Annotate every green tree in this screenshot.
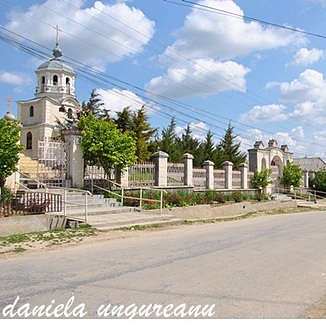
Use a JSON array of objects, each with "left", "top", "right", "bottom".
[
  {"left": 251, "top": 168, "right": 273, "bottom": 198},
  {"left": 200, "top": 130, "right": 217, "bottom": 163},
  {"left": 0, "top": 118, "right": 24, "bottom": 191},
  {"left": 115, "top": 107, "right": 133, "bottom": 132},
  {"left": 80, "top": 89, "right": 105, "bottom": 118},
  {"left": 78, "top": 114, "right": 137, "bottom": 180},
  {"left": 310, "top": 168, "right": 326, "bottom": 192},
  {"left": 281, "top": 162, "right": 302, "bottom": 189},
  {"left": 159, "top": 117, "right": 182, "bottom": 162},
  {"left": 176, "top": 124, "right": 200, "bottom": 165},
  {"left": 215, "top": 122, "right": 246, "bottom": 167},
  {"left": 130, "top": 106, "right": 158, "bottom": 162}
]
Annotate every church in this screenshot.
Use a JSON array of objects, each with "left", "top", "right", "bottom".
[{"left": 17, "top": 31, "right": 80, "bottom": 159}]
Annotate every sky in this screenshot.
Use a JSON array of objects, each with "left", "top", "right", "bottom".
[{"left": 1, "top": 0, "right": 326, "bottom": 159}]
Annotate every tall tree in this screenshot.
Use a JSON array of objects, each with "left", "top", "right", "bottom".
[
  {"left": 130, "top": 106, "right": 158, "bottom": 162},
  {"left": 159, "top": 117, "right": 181, "bottom": 162},
  {"left": 80, "top": 89, "right": 105, "bottom": 118},
  {"left": 215, "top": 122, "right": 246, "bottom": 167},
  {"left": 176, "top": 124, "right": 200, "bottom": 165},
  {"left": 199, "top": 130, "right": 217, "bottom": 163},
  {"left": 0, "top": 118, "right": 24, "bottom": 191},
  {"left": 114, "top": 107, "right": 133, "bottom": 132}
]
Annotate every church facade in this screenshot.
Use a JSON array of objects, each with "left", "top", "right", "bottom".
[{"left": 17, "top": 38, "right": 80, "bottom": 159}]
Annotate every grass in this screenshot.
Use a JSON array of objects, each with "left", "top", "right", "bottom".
[{"left": 0, "top": 224, "right": 97, "bottom": 254}]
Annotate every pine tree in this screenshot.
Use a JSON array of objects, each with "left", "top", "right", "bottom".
[
  {"left": 215, "top": 122, "right": 246, "bottom": 168},
  {"left": 177, "top": 124, "right": 200, "bottom": 165},
  {"left": 114, "top": 107, "right": 133, "bottom": 132},
  {"left": 80, "top": 89, "right": 105, "bottom": 118},
  {"left": 159, "top": 117, "right": 182, "bottom": 162},
  {"left": 200, "top": 130, "right": 217, "bottom": 163},
  {"left": 130, "top": 106, "right": 158, "bottom": 162}
]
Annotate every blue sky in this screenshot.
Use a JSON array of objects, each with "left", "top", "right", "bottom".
[{"left": 1, "top": 0, "right": 326, "bottom": 159}]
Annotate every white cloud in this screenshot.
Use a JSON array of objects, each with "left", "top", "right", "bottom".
[
  {"left": 288, "top": 48, "right": 324, "bottom": 67},
  {"left": 5, "top": 0, "right": 155, "bottom": 68},
  {"left": 279, "top": 69, "right": 326, "bottom": 103},
  {"left": 163, "top": 0, "right": 306, "bottom": 61},
  {"left": 97, "top": 88, "right": 145, "bottom": 117},
  {"left": 145, "top": 0, "right": 305, "bottom": 99},
  {"left": 146, "top": 58, "right": 250, "bottom": 98},
  {"left": 239, "top": 104, "right": 288, "bottom": 124},
  {"left": 0, "top": 71, "right": 25, "bottom": 85}
]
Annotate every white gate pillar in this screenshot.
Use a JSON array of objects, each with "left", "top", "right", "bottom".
[{"left": 64, "top": 129, "right": 84, "bottom": 188}]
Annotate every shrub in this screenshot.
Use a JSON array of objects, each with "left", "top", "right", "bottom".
[
  {"left": 232, "top": 191, "right": 243, "bottom": 203},
  {"left": 214, "top": 192, "right": 225, "bottom": 203}
]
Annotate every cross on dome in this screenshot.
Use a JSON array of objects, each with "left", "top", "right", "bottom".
[{"left": 52, "top": 24, "right": 62, "bottom": 58}]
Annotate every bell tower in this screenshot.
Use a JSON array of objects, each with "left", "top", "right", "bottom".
[{"left": 17, "top": 26, "right": 80, "bottom": 159}]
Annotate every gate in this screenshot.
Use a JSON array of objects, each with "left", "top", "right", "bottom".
[{"left": 37, "top": 138, "right": 68, "bottom": 187}]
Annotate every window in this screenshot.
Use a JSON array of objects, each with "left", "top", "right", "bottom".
[
  {"left": 67, "top": 108, "right": 73, "bottom": 119},
  {"left": 66, "top": 77, "right": 70, "bottom": 85},
  {"left": 26, "top": 132, "right": 32, "bottom": 150},
  {"left": 41, "top": 76, "right": 45, "bottom": 84},
  {"left": 53, "top": 75, "right": 58, "bottom": 85},
  {"left": 29, "top": 106, "right": 34, "bottom": 117}
]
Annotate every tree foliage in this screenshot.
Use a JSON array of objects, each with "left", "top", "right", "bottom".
[
  {"left": 215, "top": 123, "right": 247, "bottom": 167},
  {"left": 251, "top": 168, "right": 273, "bottom": 192},
  {"left": 0, "top": 118, "right": 24, "bottom": 191},
  {"left": 281, "top": 162, "right": 302, "bottom": 188},
  {"left": 78, "top": 114, "right": 137, "bottom": 176},
  {"left": 309, "top": 168, "right": 326, "bottom": 192},
  {"left": 115, "top": 106, "right": 157, "bottom": 162},
  {"left": 159, "top": 117, "right": 181, "bottom": 162},
  {"left": 80, "top": 89, "right": 105, "bottom": 118}
]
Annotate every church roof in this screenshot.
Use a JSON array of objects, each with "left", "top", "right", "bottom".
[{"left": 37, "top": 58, "right": 75, "bottom": 74}]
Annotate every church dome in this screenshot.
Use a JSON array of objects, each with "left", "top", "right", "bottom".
[
  {"left": 36, "top": 43, "right": 75, "bottom": 74},
  {"left": 4, "top": 111, "right": 15, "bottom": 122},
  {"left": 37, "top": 58, "right": 75, "bottom": 74}
]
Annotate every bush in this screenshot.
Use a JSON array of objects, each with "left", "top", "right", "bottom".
[
  {"left": 232, "top": 191, "right": 243, "bottom": 202},
  {"left": 214, "top": 192, "right": 225, "bottom": 203}
]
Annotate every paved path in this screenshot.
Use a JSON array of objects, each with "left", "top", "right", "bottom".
[{"left": 0, "top": 211, "right": 325, "bottom": 319}]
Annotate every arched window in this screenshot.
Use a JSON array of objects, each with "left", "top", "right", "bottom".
[
  {"left": 67, "top": 108, "right": 73, "bottom": 119},
  {"left": 29, "top": 106, "right": 34, "bottom": 117},
  {"left": 66, "top": 77, "right": 70, "bottom": 85},
  {"left": 53, "top": 75, "right": 58, "bottom": 85},
  {"left": 41, "top": 76, "right": 45, "bottom": 84},
  {"left": 26, "top": 132, "right": 32, "bottom": 150}
]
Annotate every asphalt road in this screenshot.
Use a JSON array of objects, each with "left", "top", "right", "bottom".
[{"left": 0, "top": 211, "right": 325, "bottom": 319}]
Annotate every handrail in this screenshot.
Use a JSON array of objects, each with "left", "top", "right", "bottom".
[
  {"left": 17, "top": 172, "right": 91, "bottom": 223},
  {"left": 92, "top": 184, "right": 166, "bottom": 215},
  {"left": 274, "top": 187, "right": 324, "bottom": 202}
]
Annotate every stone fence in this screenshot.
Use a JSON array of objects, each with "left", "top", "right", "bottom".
[{"left": 119, "top": 151, "right": 257, "bottom": 191}]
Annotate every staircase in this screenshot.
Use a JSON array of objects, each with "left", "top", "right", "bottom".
[{"left": 18, "top": 153, "right": 56, "bottom": 188}]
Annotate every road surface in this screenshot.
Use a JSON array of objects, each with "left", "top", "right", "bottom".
[{"left": 0, "top": 211, "right": 325, "bottom": 318}]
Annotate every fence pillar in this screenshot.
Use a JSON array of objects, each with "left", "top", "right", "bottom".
[
  {"left": 223, "top": 161, "right": 233, "bottom": 190},
  {"left": 303, "top": 169, "right": 309, "bottom": 188},
  {"left": 64, "top": 129, "right": 84, "bottom": 188},
  {"left": 239, "top": 162, "right": 248, "bottom": 189},
  {"left": 116, "top": 168, "right": 129, "bottom": 187},
  {"left": 183, "top": 153, "right": 194, "bottom": 186},
  {"left": 203, "top": 160, "right": 214, "bottom": 190},
  {"left": 152, "top": 151, "right": 169, "bottom": 187}
]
